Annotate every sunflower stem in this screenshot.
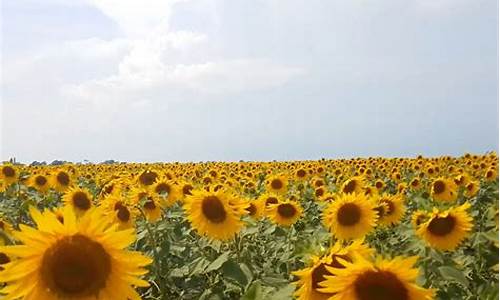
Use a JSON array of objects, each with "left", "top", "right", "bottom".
[{"left": 138, "top": 207, "right": 167, "bottom": 299}]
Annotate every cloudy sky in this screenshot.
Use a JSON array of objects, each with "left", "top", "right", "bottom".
[{"left": 1, "top": 0, "right": 498, "bottom": 163}]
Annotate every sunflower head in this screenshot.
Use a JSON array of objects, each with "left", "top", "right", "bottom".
[
  {"left": 266, "top": 174, "right": 288, "bottom": 194},
  {"left": 62, "top": 187, "right": 94, "bottom": 217},
  {"left": 430, "top": 178, "right": 457, "bottom": 202},
  {"left": 318, "top": 255, "right": 435, "bottom": 300},
  {"left": 322, "top": 193, "right": 378, "bottom": 240},
  {"left": 417, "top": 203, "right": 473, "bottom": 251},
  {"left": 341, "top": 176, "right": 365, "bottom": 194},
  {"left": 0, "top": 206, "right": 152, "bottom": 299},
  {"left": 184, "top": 189, "right": 246, "bottom": 241},
  {"left": 267, "top": 200, "right": 303, "bottom": 227}
]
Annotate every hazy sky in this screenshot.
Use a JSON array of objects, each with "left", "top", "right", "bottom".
[{"left": 1, "top": 0, "right": 498, "bottom": 163}]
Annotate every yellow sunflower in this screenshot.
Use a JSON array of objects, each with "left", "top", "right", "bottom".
[
  {"left": 322, "top": 193, "right": 378, "bottom": 240},
  {"left": 0, "top": 164, "right": 18, "bottom": 186},
  {"left": 102, "top": 195, "right": 137, "bottom": 230},
  {"left": 129, "top": 188, "right": 163, "bottom": 222},
  {"left": 28, "top": 173, "right": 50, "bottom": 193},
  {"left": 266, "top": 174, "right": 288, "bottom": 194},
  {"left": 293, "top": 240, "right": 374, "bottom": 300},
  {"left": 152, "top": 178, "right": 180, "bottom": 207},
  {"left": 377, "top": 194, "right": 406, "bottom": 226},
  {"left": 318, "top": 255, "right": 435, "bottom": 300},
  {"left": 411, "top": 210, "right": 428, "bottom": 230},
  {"left": 184, "top": 189, "right": 246, "bottom": 241},
  {"left": 464, "top": 180, "right": 479, "bottom": 198},
  {"left": 417, "top": 203, "right": 473, "bottom": 251},
  {"left": 0, "top": 206, "right": 152, "bottom": 300},
  {"left": 430, "top": 178, "right": 457, "bottom": 202},
  {"left": 51, "top": 169, "right": 72, "bottom": 192},
  {"left": 245, "top": 199, "right": 265, "bottom": 219},
  {"left": 267, "top": 200, "right": 303, "bottom": 227},
  {"left": 62, "top": 187, "right": 94, "bottom": 217},
  {"left": 340, "top": 176, "right": 365, "bottom": 194}
]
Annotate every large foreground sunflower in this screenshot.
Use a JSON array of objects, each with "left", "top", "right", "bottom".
[
  {"left": 293, "top": 240, "right": 374, "bottom": 300},
  {"left": 416, "top": 203, "right": 473, "bottom": 251},
  {"left": 323, "top": 193, "right": 378, "bottom": 240},
  {"left": 319, "top": 255, "right": 434, "bottom": 300},
  {"left": 184, "top": 189, "right": 246, "bottom": 241},
  {"left": 0, "top": 207, "right": 152, "bottom": 300}
]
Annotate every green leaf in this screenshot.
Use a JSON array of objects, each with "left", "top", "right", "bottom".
[
  {"left": 205, "top": 251, "right": 230, "bottom": 273},
  {"left": 267, "top": 284, "right": 294, "bottom": 300},
  {"left": 438, "top": 266, "right": 468, "bottom": 287},
  {"left": 241, "top": 281, "right": 263, "bottom": 300},
  {"left": 222, "top": 260, "right": 248, "bottom": 287}
]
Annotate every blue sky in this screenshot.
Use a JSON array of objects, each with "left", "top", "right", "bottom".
[{"left": 1, "top": 0, "right": 498, "bottom": 163}]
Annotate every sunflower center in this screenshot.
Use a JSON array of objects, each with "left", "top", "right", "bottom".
[
  {"left": 183, "top": 185, "right": 193, "bottom": 196},
  {"left": 354, "top": 270, "right": 409, "bottom": 300},
  {"left": 41, "top": 234, "right": 111, "bottom": 297},
  {"left": 116, "top": 206, "right": 130, "bottom": 222},
  {"left": 265, "top": 197, "right": 278, "bottom": 207},
  {"left": 72, "top": 192, "right": 91, "bottom": 210},
  {"left": 201, "top": 196, "right": 227, "bottom": 223},
  {"left": 427, "top": 215, "right": 456, "bottom": 236},
  {"left": 155, "top": 183, "right": 170, "bottom": 195},
  {"left": 35, "top": 176, "right": 47, "bottom": 186},
  {"left": 246, "top": 203, "right": 257, "bottom": 216},
  {"left": 0, "top": 253, "right": 10, "bottom": 265},
  {"left": 375, "top": 181, "right": 383, "bottom": 189},
  {"left": 271, "top": 179, "right": 283, "bottom": 190},
  {"left": 297, "top": 169, "right": 306, "bottom": 178},
  {"left": 337, "top": 203, "right": 361, "bottom": 226},
  {"left": 139, "top": 171, "right": 157, "bottom": 186},
  {"left": 343, "top": 180, "right": 357, "bottom": 193},
  {"left": 277, "top": 203, "right": 297, "bottom": 218},
  {"left": 315, "top": 188, "right": 325, "bottom": 197},
  {"left": 433, "top": 181, "right": 446, "bottom": 194},
  {"left": 2, "top": 166, "right": 15, "bottom": 178},
  {"left": 57, "top": 172, "right": 70, "bottom": 186},
  {"left": 143, "top": 199, "right": 156, "bottom": 210}
]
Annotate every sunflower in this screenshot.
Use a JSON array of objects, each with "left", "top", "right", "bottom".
[
  {"left": 377, "top": 194, "right": 406, "bottom": 226},
  {"left": 137, "top": 169, "right": 159, "bottom": 186},
  {"left": 62, "top": 187, "right": 94, "bottom": 217},
  {"left": 318, "top": 255, "right": 435, "bottom": 300},
  {"left": 28, "top": 173, "right": 50, "bottom": 193},
  {"left": 184, "top": 189, "right": 246, "bottom": 241},
  {"left": 0, "top": 164, "right": 18, "bottom": 186},
  {"left": 102, "top": 195, "right": 137, "bottom": 230},
  {"left": 152, "top": 178, "right": 180, "bottom": 207},
  {"left": 0, "top": 206, "right": 152, "bottom": 299},
  {"left": 129, "top": 188, "right": 163, "bottom": 222},
  {"left": 293, "top": 240, "right": 374, "bottom": 300},
  {"left": 258, "top": 192, "right": 282, "bottom": 209},
  {"left": 411, "top": 210, "right": 428, "bottom": 230},
  {"left": 245, "top": 199, "right": 265, "bottom": 219},
  {"left": 484, "top": 168, "right": 498, "bottom": 181},
  {"left": 464, "top": 180, "right": 479, "bottom": 198},
  {"left": 417, "top": 203, "right": 473, "bottom": 251},
  {"left": 266, "top": 174, "right": 288, "bottom": 194},
  {"left": 322, "top": 193, "right": 378, "bottom": 240},
  {"left": 51, "top": 169, "right": 72, "bottom": 192},
  {"left": 430, "top": 178, "right": 457, "bottom": 202},
  {"left": 267, "top": 200, "right": 303, "bottom": 227},
  {"left": 340, "top": 177, "right": 364, "bottom": 194}
]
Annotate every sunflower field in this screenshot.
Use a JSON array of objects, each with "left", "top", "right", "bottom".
[{"left": 0, "top": 152, "right": 498, "bottom": 300}]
